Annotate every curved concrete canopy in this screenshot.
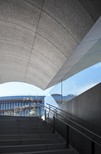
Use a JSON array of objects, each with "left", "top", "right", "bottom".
[{"left": 0, "top": 0, "right": 101, "bottom": 89}]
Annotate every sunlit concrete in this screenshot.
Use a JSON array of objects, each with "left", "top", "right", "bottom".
[
  {"left": 47, "top": 17, "right": 101, "bottom": 87},
  {"left": 0, "top": 0, "right": 100, "bottom": 89}
]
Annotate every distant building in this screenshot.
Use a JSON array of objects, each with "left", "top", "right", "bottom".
[
  {"left": 51, "top": 94, "right": 76, "bottom": 106},
  {"left": 0, "top": 96, "right": 45, "bottom": 116}
]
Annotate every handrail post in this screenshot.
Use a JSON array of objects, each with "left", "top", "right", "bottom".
[
  {"left": 66, "top": 125, "right": 69, "bottom": 148},
  {"left": 91, "top": 140, "right": 95, "bottom": 154},
  {"left": 52, "top": 115, "right": 55, "bottom": 133},
  {"left": 55, "top": 109, "right": 57, "bottom": 117},
  {"left": 45, "top": 109, "right": 46, "bottom": 122},
  {"left": 48, "top": 106, "right": 50, "bottom": 121},
  {"left": 39, "top": 106, "right": 41, "bottom": 119},
  {"left": 48, "top": 112, "right": 49, "bottom": 121}
]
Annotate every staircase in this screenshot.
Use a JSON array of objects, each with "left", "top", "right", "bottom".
[{"left": 0, "top": 116, "right": 79, "bottom": 154}]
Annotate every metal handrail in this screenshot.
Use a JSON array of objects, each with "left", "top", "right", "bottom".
[
  {"left": 47, "top": 103, "right": 79, "bottom": 118},
  {"left": 48, "top": 112, "right": 101, "bottom": 147},
  {"left": 37, "top": 103, "right": 101, "bottom": 147},
  {"left": 46, "top": 103, "right": 101, "bottom": 139}
]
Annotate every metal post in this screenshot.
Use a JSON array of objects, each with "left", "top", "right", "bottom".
[
  {"left": 48, "top": 106, "right": 50, "bottom": 121},
  {"left": 48, "top": 112, "right": 49, "bottom": 121},
  {"left": 39, "top": 106, "right": 41, "bottom": 119},
  {"left": 52, "top": 116, "right": 55, "bottom": 133},
  {"left": 45, "top": 109, "right": 46, "bottom": 122},
  {"left": 66, "top": 125, "right": 69, "bottom": 148},
  {"left": 91, "top": 141, "right": 95, "bottom": 154}
]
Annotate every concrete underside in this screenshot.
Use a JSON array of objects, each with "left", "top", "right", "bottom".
[{"left": 0, "top": 0, "right": 101, "bottom": 89}]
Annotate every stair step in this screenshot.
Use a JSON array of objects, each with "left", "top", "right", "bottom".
[
  {"left": 0, "top": 138, "right": 64, "bottom": 146},
  {"left": 0, "top": 134, "right": 59, "bottom": 140},
  {"left": 0, "top": 131, "right": 52, "bottom": 134},
  {"left": 0, "top": 124, "right": 45, "bottom": 128},
  {"left": 0, "top": 127, "right": 51, "bottom": 131},
  {"left": 0, "top": 124, "right": 51, "bottom": 129},
  {"left": 0, "top": 116, "right": 79, "bottom": 154},
  {"left": 0, "top": 124, "right": 52, "bottom": 130},
  {"left": 0, "top": 143, "right": 66, "bottom": 153},
  {"left": 10, "top": 149, "right": 78, "bottom": 154}
]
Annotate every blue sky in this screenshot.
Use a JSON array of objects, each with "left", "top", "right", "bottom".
[
  {"left": 0, "top": 62, "right": 100, "bottom": 97},
  {"left": 0, "top": 82, "right": 53, "bottom": 97},
  {"left": 49, "top": 62, "right": 101, "bottom": 96},
  {"left": 62, "top": 62, "right": 101, "bottom": 96}
]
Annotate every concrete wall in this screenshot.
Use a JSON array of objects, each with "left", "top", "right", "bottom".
[{"left": 60, "top": 83, "right": 101, "bottom": 154}]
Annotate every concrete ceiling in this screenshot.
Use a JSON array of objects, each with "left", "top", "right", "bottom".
[{"left": 0, "top": 0, "right": 101, "bottom": 89}]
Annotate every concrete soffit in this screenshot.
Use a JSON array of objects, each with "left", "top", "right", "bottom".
[
  {"left": 47, "top": 16, "right": 101, "bottom": 88},
  {"left": 0, "top": 0, "right": 100, "bottom": 89}
]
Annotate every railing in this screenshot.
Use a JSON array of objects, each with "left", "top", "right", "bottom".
[{"left": 37, "top": 103, "right": 101, "bottom": 154}]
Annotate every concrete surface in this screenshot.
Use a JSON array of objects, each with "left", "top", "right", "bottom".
[
  {"left": 0, "top": 0, "right": 100, "bottom": 89},
  {"left": 60, "top": 83, "right": 101, "bottom": 154}
]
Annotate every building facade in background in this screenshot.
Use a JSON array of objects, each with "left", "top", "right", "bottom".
[{"left": 0, "top": 96, "right": 45, "bottom": 117}]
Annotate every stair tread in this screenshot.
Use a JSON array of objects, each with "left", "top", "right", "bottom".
[
  {"left": 0, "top": 138, "right": 64, "bottom": 146},
  {"left": 0, "top": 116, "right": 79, "bottom": 154},
  {"left": 0, "top": 143, "right": 67, "bottom": 153},
  {"left": 0, "top": 142, "right": 66, "bottom": 148},
  {"left": 9, "top": 149, "right": 78, "bottom": 154}
]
